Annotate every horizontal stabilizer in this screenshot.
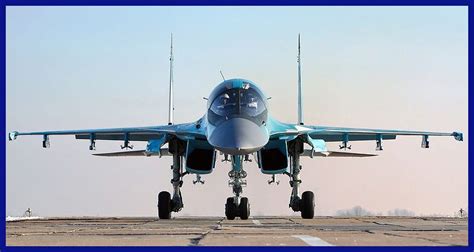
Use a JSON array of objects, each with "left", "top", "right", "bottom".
[
  {"left": 93, "top": 148, "right": 170, "bottom": 157},
  {"left": 302, "top": 149, "right": 377, "bottom": 158},
  {"left": 324, "top": 151, "right": 377, "bottom": 157}
]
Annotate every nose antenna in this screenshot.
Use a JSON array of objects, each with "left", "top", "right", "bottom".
[{"left": 220, "top": 70, "right": 226, "bottom": 81}]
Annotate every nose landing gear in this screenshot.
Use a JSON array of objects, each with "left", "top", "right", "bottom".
[
  {"left": 225, "top": 196, "right": 250, "bottom": 220},
  {"left": 225, "top": 155, "right": 250, "bottom": 220}
]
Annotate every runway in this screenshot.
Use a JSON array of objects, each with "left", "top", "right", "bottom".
[{"left": 6, "top": 216, "right": 467, "bottom": 246}]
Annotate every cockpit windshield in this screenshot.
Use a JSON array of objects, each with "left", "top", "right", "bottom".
[{"left": 210, "top": 88, "right": 266, "bottom": 117}]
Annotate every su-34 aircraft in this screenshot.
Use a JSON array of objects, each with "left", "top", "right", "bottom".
[{"left": 9, "top": 35, "right": 463, "bottom": 220}]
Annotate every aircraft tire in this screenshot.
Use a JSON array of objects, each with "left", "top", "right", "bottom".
[
  {"left": 300, "top": 191, "right": 315, "bottom": 219},
  {"left": 239, "top": 197, "right": 250, "bottom": 220},
  {"left": 225, "top": 197, "right": 237, "bottom": 220},
  {"left": 158, "top": 191, "right": 172, "bottom": 219}
]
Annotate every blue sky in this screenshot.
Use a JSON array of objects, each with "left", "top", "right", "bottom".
[{"left": 6, "top": 7, "right": 467, "bottom": 217}]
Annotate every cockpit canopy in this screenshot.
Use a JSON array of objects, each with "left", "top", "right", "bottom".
[
  {"left": 211, "top": 88, "right": 266, "bottom": 117},
  {"left": 207, "top": 79, "right": 268, "bottom": 126}
]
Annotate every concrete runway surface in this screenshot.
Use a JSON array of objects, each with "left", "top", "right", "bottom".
[{"left": 6, "top": 216, "right": 467, "bottom": 246}]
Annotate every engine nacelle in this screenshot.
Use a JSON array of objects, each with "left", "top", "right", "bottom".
[
  {"left": 257, "top": 139, "right": 289, "bottom": 174},
  {"left": 185, "top": 140, "right": 216, "bottom": 174}
]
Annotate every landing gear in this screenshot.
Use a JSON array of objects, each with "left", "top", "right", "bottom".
[
  {"left": 300, "top": 191, "right": 315, "bottom": 219},
  {"left": 225, "top": 155, "right": 250, "bottom": 220},
  {"left": 225, "top": 196, "right": 250, "bottom": 220},
  {"left": 239, "top": 197, "right": 250, "bottom": 220},
  {"left": 288, "top": 138, "right": 315, "bottom": 219},
  {"left": 157, "top": 138, "right": 186, "bottom": 220},
  {"left": 158, "top": 191, "right": 172, "bottom": 219},
  {"left": 225, "top": 197, "right": 237, "bottom": 220}
]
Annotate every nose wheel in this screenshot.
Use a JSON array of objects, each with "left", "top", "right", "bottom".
[
  {"left": 225, "top": 197, "right": 237, "bottom": 220},
  {"left": 239, "top": 197, "right": 250, "bottom": 220},
  {"left": 225, "top": 197, "right": 250, "bottom": 220}
]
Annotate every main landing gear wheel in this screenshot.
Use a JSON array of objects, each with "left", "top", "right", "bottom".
[
  {"left": 225, "top": 197, "right": 237, "bottom": 220},
  {"left": 158, "top": 191, "right": 172, "bottom": 219},
  {"left": 239, "top": 197, "right": 250, "bottom": 220},
  {"left": 300, "top": 191, "right": 315, "bottom": 219}
]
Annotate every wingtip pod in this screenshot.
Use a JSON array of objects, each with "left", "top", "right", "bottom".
[
  {"left": 8, "top": 131, "right": 18, "bottom": 141},
  {"left": 453, "top": 132, "right": 463, "bottom": 141}
]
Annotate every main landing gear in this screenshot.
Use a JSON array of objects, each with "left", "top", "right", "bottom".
[
  {"left": 158, "top": 138, "right": 186, "bottom": 219},
  {"left": 288, "top": 139, "right": 315, "bottom": 219},
  {"left": 225, "top": 155, "right": 250, "bottom": 220},
  {"left": 158, "top": 191, "right": 172, "bottom": 219}
]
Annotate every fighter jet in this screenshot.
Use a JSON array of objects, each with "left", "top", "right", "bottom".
[{"left": 8, "top": 34, "right": 463, "bottom": 220}]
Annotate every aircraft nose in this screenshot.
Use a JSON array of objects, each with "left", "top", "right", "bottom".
[{"left": 209, "top": 118, "right": 269, "bottom": 155}]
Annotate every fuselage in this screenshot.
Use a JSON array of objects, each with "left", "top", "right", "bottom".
[{"left": 205, "top": 79, "right": 270, "bottom": 155}]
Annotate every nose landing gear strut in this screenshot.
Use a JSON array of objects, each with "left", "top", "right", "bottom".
[{"left": 225, "top": 155, "right": 250, "bottom": 220}]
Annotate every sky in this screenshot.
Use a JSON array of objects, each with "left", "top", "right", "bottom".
[{"left": 6, "top": 6, "right": 467, "bottom": 217}]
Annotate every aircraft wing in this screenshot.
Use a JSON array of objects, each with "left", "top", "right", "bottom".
[
  {"left": 8, "top": 122, "right": 205, "bottom": 147},
  {"left": 269, "top": 118, "right": 463, "bottom": 149},
  {"left": 302, "top": 125, "right": 463, "bottom": 142},
  {"left": 92, "top": 148, "right": 171, "bottom": 157},
  {"left": 268, "top": 118, "right": 463, "bottom": 143}
]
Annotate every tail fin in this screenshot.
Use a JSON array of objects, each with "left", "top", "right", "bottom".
[
  {"left": 297, "top": 34, "right": 303, "bottom": 125},
  {"left": 168, "top": 33, "right": 174, "bottom": 125}
]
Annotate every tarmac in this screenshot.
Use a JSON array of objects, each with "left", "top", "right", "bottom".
[{"left": 6, "top": 216, "right": 467, "bottom": 246}]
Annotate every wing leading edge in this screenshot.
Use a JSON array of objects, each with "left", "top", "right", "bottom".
[
  {"left": 287, "top": 124, "right": 463, "bottom": 150},
  {"left": 8, "top": 122, "right": 205, "bottom": 149},
  {"left": 305, "top": 125, "right": 463, "bottom": 141}
]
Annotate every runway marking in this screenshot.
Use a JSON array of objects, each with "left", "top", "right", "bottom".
[
  {"left": 252, "top": 220, "right": 262, "bottom": 226},
  {"left": 292, "top": 235, "right": 333, "bottom": 246}
]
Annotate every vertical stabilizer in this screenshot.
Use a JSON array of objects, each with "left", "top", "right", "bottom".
[
  {"left": 168, "top": 33, "right": 174, "bottom": 125},
  {"left": 297, "top": 34, "right": 303, "bottom": 125}
]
